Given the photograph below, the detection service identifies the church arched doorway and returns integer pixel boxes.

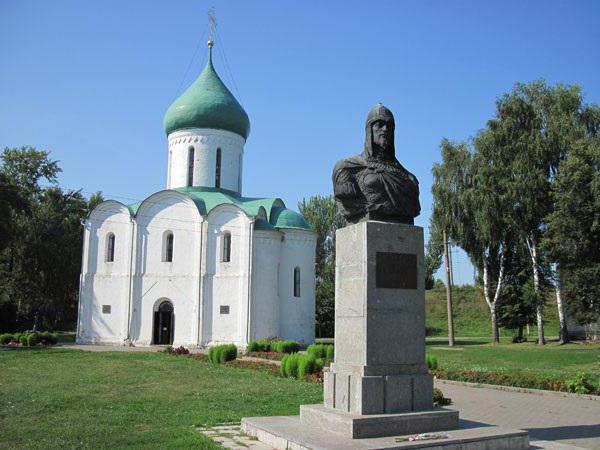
[153,300,174,345]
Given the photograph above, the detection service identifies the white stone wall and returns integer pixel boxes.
[77,201,133,344]
[278,229,317,345]
[167,128,245,193]
[77,195,317,349]
[201,204,253,345]
[129,191,203,346]
[249,230,282,340]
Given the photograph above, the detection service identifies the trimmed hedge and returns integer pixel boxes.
[280,353,324,379]
[307,344,334,360]
[0,331,58,346]
[271,340,300,354]
[246,339,271,352]
[430,369,593,394]
[208,344,238,363]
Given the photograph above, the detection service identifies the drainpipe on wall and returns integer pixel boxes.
[245,221,254,344]
[196,219,205,347]
[125,217,136,344]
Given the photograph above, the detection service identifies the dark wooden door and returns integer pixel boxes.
[154,301,174,345]
[159,311,173,345]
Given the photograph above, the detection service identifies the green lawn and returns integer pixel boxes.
[427,340,600,379]
[0,349,321,450]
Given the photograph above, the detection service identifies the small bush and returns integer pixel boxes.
[0,334,14,345]
[566,372,596,395]
[271,340,300,354]
[12,333,22,344]
[19,334,29,346]
[26,333,38,347]
[246,339,272,352]
[49,332,59,345]
[433,388,452,406]
[209,344,237,363]
[307,344,332,359]
[246,341,260,352]
[325,345,334,360]
[426,354,438,370]
[281,353,321,379]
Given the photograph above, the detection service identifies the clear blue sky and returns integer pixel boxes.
[1,1,599,284]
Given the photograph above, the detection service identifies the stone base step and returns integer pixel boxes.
[241,415,530,450]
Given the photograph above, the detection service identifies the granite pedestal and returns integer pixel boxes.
[242,222,529,449]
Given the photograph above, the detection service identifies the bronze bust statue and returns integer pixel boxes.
[332,103,420,224]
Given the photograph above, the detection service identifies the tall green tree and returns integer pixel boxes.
[543,137,600,338]
[298,195,345,338]
[0,147,92,331]
[425,222,443,290]
[486,81,598,344]
[432,138,513,343]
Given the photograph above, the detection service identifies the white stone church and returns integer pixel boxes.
[76,43,316,348]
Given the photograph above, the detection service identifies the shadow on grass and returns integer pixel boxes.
[426,338,492,346]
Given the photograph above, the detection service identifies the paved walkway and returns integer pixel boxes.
[435,380,600,449]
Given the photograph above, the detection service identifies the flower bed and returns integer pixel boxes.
[431,369,600,395]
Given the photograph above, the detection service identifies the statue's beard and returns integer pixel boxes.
[371,143,393,161]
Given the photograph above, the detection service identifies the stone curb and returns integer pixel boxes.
[434,378,600,402]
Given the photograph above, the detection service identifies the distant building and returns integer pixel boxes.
[76,43,316,347]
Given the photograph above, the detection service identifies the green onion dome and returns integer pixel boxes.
[163,44,250,139]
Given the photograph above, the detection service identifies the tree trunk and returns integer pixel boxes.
[482,251,505,345]
[490,306,499,344]
[517,325,524,342]
[443,229,455,347]
[527,236,545,345]
[555,265,569,344]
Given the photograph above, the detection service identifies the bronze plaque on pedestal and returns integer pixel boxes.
[376,252,417,289]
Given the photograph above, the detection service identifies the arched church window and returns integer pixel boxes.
[163,232,174,262]
[187,146,195,187]
[221,232,231,262]
[215,148,222,188]
[106,233,115,262]
[294,267,301,297]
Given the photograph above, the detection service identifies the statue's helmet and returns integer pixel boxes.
[364,102,395,159]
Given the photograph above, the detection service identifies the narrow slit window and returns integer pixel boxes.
[187,146,195,187]
[164,232,174,262]
[294,267,301,298]
[215,148,221,188]
[106,233,115,262]
[221,232,231,262]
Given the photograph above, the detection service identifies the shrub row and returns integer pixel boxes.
[307,344,334,360]
[208,344,237,363]
[246,339,300,354]
[0,331,58,346]
[246,339,271,352]
[271,340,300,354]
[280,353,324,379]
[432,369,599,395]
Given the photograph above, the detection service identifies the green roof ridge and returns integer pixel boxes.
[127,187,311,231]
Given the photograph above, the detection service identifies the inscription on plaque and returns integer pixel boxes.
[376,252,417,289]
